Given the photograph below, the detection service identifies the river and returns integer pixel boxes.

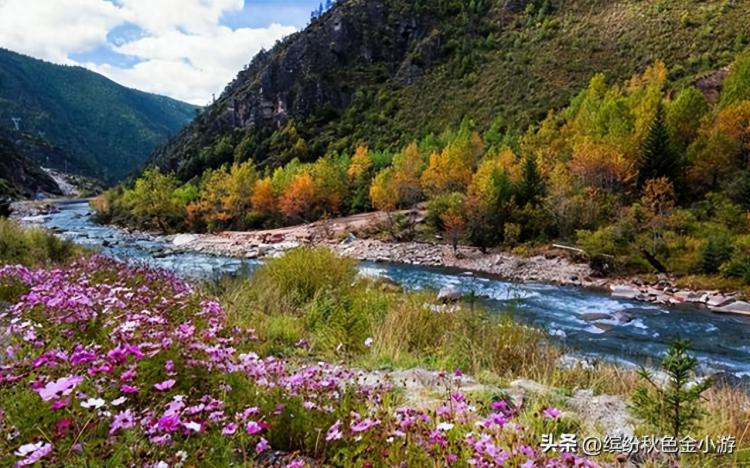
[31,201,750,378]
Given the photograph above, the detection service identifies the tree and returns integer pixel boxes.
[666,87,708,152]
[369,168,398,213]
[280,172,317,222]
[516,154,545,206]
[637,103,680,188]
[391,142,424,207]
[438,193,467,255]
[250,177,276,219]
[720,51,750,109]
[311,156,347,215]
[630,340,712,440]
[188,162,257,231]
[347,145,372,180]
[420,128,483,197]
[641,177,675,257]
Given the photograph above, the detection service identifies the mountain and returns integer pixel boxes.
[148,0,750,180]
[0,48,198,182]
[0,128,61,200]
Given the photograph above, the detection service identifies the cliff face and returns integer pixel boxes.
[147,0,750,181]
[151,0,461,176]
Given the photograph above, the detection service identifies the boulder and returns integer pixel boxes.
[173,234,197,247]
[712,301,750,316]
[610,284,639,300]
[580,313,612,322]
[706,295,732,308]
[437,285,461,303]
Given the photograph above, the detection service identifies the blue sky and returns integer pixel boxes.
[0,0,327,104]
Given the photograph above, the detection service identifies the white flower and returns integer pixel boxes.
[184,421,202,432]
[15,441,44,456]
[364,337,373,348]
[81,398,105,409]
[111,397,127,406]
[437,422,454,431]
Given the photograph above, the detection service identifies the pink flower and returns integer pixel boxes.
[542,407,562,420]
[154,379,176,391]
[287,459,305,468]
[222,422,238,435]
[350,418,379,433]
[109,410,135,435]
[326,420,342,441]
[36,375,83,401]
[245,421,263,435]
[15,441,53,466]
[255,437,270,453]
[120,384,139,394]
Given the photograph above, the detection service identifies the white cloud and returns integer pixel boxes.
[0,0,125,63]
[0,0,298,105]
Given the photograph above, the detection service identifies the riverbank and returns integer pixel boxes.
[11,199,750,316]
[172,220,749,317]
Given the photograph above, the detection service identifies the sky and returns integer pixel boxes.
[0,0,325,105]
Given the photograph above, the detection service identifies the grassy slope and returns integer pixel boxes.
[0,48,197,182]
[384,0,750,144]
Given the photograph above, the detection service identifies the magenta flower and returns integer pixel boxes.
[120,384,139,394]
[542,407,562,420]
[222,422,238,435]
[255,437,270,453]
[245,421,263,435]
[287,459,305,468]
[154,379,176,391]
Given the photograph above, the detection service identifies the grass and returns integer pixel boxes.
[0,218,80,267]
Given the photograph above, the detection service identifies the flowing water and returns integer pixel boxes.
[33,201,750,377]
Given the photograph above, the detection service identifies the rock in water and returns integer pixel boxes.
[613,311,633,324]
[712,301,750,316]
[437,285,461,303]
[580,313,612,322]
[610,285,639,299]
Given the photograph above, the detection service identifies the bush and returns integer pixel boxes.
[699,235,733,274]
[251,247,357,309]
[0,219,79,266]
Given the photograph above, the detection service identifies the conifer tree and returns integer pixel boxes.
[630,340,712,440]
[516,154,545,207]
[637,104,680,187]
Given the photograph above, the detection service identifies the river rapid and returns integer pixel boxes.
[28,200,750,379]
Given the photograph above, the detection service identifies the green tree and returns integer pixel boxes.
[666,87,708,152]
[637,103,680,187]
[630,340,712,440]
[720,51,750,108]
[516,154,545,206]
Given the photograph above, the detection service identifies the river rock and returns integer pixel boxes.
[437,285,461,303]
[613,311,634,324]
[706,294,732,308]
[610,284,639,299]
[712,301,750,316]
[580,313,612,322]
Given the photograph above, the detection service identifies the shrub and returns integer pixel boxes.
[0,219,79,266]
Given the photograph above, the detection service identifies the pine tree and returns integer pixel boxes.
[516,154,545,207]
[629,340,712,440]
[637,103,680,187]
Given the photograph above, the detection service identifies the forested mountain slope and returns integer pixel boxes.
[0,48,197,182]
[148,0,750,179]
